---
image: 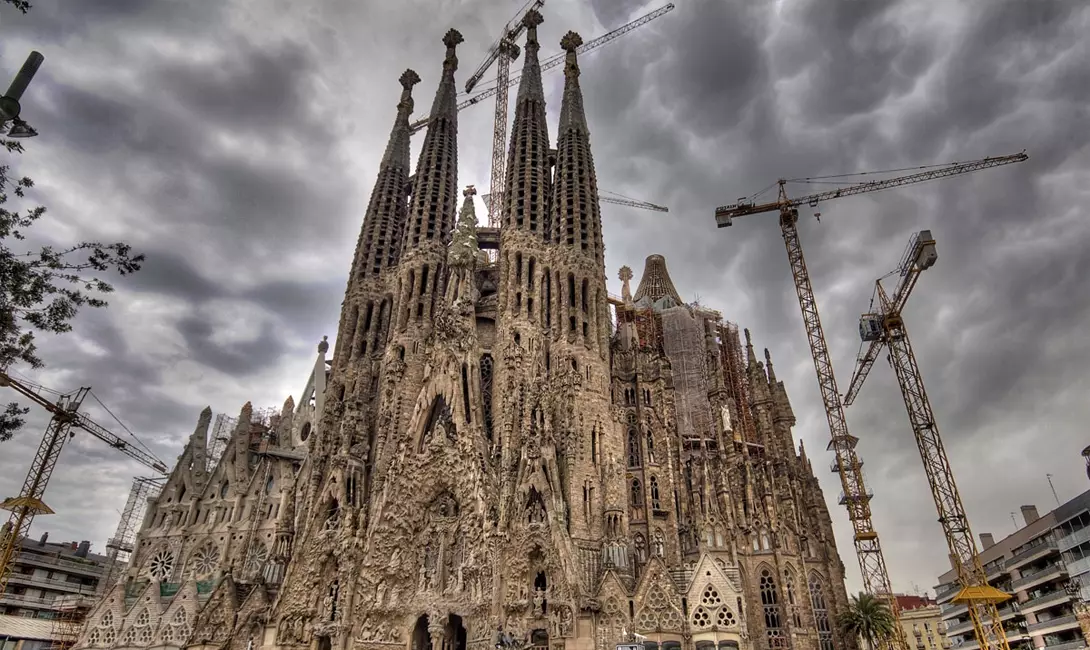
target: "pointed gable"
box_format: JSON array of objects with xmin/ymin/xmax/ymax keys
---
[
  {"xmin": 632, "ymin": 557, "xmax": 686, "ymax": 633},
  {"xmin": 190, "ymin": 576, "xmax": 239, "ymax": 647}
]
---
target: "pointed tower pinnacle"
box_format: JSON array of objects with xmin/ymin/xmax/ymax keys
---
[
  {"xmin": 429, "ymin": 29, "xmax": 464, "ymax": 121},
  {"xmin": 633, "ymin": 254, "xmax": 683, "ymax": 306},
  {"xmin": 405, "ymin": 29, "xmax": 463, "ymax": 250},
  {"xmin": 449, "ymin": 185, "xmax": 480, "ymax": 268},
  {"xmin": 502, "ymin": 10, "xmax": 550, "ymax": 235},
  {"xmin": 764, "ymin": 348, "xmax": 777, "ymax": 383},
  {"xmin": 381, "ymin": 69, "xmax": 421, "ymax": 167},
  {"xmin": 516, "ymin": 9, "xmax": 545, "ymax": 103},
  {"xmin": 745, "ymin": 328, "xmax": 759, "ymax": 369},
  {"xmin": 558, "ymin": 31, "xmax": 588, "ymax": 134},
  {"xmin": 318, "ymin": 335, "xmax": 329, "ymax": 355},
  {"xmin": 354, "ymin": 70, "xmax": 421, "ymax": 280}
]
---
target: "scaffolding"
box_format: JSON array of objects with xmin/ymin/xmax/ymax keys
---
[
  {"xmin": 660, "ymin": 306, "xmax": 715, "ymax": 451},
  {"xmin": 206, "ymin": 413, "xmax": 237, "ymax": 472},
  {"xmin": 48, "ymin": 593, "xmax": 97, "ymax": 650},
  {"xmin": 102, "ymin": 476, "xmax": 164, "ymax": 590},
  {"xmin": 718, "ymin": 322, "xmax": 761, "ymax": 455}
]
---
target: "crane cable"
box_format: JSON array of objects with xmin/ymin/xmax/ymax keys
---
[{"xmin": 89, "ymin": 390, "xmax": 164, "ymax": 466}]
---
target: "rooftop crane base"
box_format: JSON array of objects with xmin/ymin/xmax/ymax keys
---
[{"xmin": 0, "ymin": 496, "xmax": 54, "ymax": 515}]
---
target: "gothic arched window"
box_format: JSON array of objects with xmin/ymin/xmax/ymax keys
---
[
  {"xmin": 646, "ymin": 430, "xmax": 656, "ymax": 464},
  {"xmin": 630, "ymin": 479, "xmax": 644, "ymax": 508},
  {"xmin": 760, "ymin": 568, "xmax": 785, "ymax": 648},
  {"xmin": 650, "ymin": 476, "xmax": 661, "ymax": 510},
  {"xmin": 809, "ymin": 573, "xmax": 835, "ymax": 650},
  {"xmin": 627, "ymin": 429, "xmax": 640, "ymax": 467}
]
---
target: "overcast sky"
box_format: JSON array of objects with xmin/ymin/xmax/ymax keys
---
[{"xmin": 1, "ymin": 0, "xmax": 1087, "ymax": 596}]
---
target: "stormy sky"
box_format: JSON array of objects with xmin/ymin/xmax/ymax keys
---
[{"xmin": 1, "ymin": 0, "xmax": 1087, "ymax": 596}]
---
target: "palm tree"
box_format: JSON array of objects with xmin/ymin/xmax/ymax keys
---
[{"xmin": 838, "ymin": 592, "xmax": 897, "ymax": 650}]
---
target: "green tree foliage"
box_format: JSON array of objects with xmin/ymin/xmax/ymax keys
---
[
  {"xmin": 0, "ymin": 137, "xmax": 144, "ymax": 441},
  {"xmin": 838, "ymin": 591, "xmax": 898, "ymax": 650}
]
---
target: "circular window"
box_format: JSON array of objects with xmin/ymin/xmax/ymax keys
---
[{"xmin": 300, "ymin": 422, "xmax": 312, "ymax": 442}]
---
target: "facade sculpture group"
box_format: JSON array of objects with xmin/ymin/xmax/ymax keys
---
[{"xmin": 73, "ymin": 11, "xmax": 856, "ymax": 650}]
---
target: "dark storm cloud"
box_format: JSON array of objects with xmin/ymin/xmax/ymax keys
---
[{"xmin": 0, "ymin": 0, "xmax": 1086, "ymax": 595}]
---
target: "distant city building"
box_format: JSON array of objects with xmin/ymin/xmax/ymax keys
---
[
  {"xmin": 895, "ymin": 594, "xmax": 948, "ymax": 650},
  {"xmin": 934, "ymin": 490, "xmax": 1090, "ymax": 650},
  {"xmin": 0, "ymin": 534, "xmax": 111, "ymax": 619}
]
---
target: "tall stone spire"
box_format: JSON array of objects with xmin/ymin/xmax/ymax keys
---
[
  {"xmin": 449, "ymin": 186, "xmax": 480, "ymax": 269},
  {"xmin": 503, "ymin": 9, "xmax": 550, "ymax": 236},
  {"xmin": 633, "ymin": 254, "xmax": 684, "ymax": 306},
  {"xmin": 404, "ymin": 29, "xmax": 463, "ymax": 250},
  {"xmin": 353, "ymin": 69, "xmax": 420, "ymax": 280},
  {"xmin": 551, "ymin": 31, "xmax": 603, "ymax": 265}
]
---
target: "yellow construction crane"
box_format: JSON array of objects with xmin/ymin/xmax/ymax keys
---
[
  {"xmin": 712, "ymin": 150, "xmax": 1028, "ymax": 650},
  {"xmin": 844, "ymin": 230, "xmax": 1012, "ymax": 650},
  {"xmin": 409, "ymin": 3, "xmax": 676, "ymax": 226},
  {"xmin": 0, "ymin": 371, "xmax": 168, "ymax": 596}
]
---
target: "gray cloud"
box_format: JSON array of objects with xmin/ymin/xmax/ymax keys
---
[{"xmin": 0, "ymin": 0, "xmax": 1087, "ymax": 597}]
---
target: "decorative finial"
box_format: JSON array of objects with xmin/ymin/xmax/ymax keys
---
[
  {"xmin": 318, "ymin": 335, "xmax": 329, "ymax": 354},
  {"xmin": 399, "ymin": 69, "xmax": 421, "ymax": 90},
  {"xmin": 560, "ymin": 31, "xmax": 583, "ymax": 53},
  {"xmin": 464, "ymin": 185, "xmax": 477, "ymax": 198},
  {"xmin": 619, "ymin": 266, "xmax": 633, "ymax": 302},
  {"xmin": 443, "ymin": 28, "xmax": 464, "ymax": 50},
  {"xmin": 764, "ymin": 348, "xmax": 776, "ymax": 382},
  {"xmin": 744, "ymin": 328, "xmax": 752, "ymax": 345},
  {"xmin": 523, "ymin": 9, "xmax": 544, "ymax": 41}
]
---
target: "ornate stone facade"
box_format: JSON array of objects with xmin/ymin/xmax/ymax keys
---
[{"xmin": 72, "ymin": 12, "xmax": 855, "ymax": 650}]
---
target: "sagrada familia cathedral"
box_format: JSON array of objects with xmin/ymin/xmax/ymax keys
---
[{"xmin": 73, "ymin": 12, "xmax": 854, "ymax": 650}]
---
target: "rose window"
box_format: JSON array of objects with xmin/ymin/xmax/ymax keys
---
[
  {"xmin": 245, "ymin": 543, "xmax": 268, "ymax": 573},
  {"xmin": 188, "ymin": 544, "xmax": 220, "ymax": 577},
  {"xmin": 148, "ymin": 550, "xmax": 175, "ymax": 581}
]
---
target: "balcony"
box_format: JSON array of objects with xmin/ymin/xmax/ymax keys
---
[
  {"xmin": 1058, "ymin": 528, "xmax": 1090, "ymax": 553},
  {"xmin": 1007, "ymin": 539, "xmax": 1060, "ymax": 570},
  {"xmin": 937, "ymin": 582, "xmax": 961, "ymax": 604},
  {"xmin": 1013, "ymin": 564, "xmax": 1069, "ymax": 592},
  {"xmin": 945, "ymin": 619, "xmax": 975, "ymax": 637},
  {"xmin": 1067, "ymin": 556, "xmax": 1090, "ymax": 578},
  {"xmin": 1021, "ymin": 589, "xmax": 1073, "ymax": 614},
  {"xmin": 7, "ymin": 573, "xmax": 97, "ymax": 595},
  {"xmin": 942, "ymin": 603, "xmax": 969, "ymax": 620},
  {"xmin": 1042, "ymin": 640, "xmax": 1088, "ymax": 650},
  {"xmin": 0, "ymin": 592, "xmax": 56, "ymax": 608},
  {"xmin": 16, "ymin": 553, "xmax": 105, "ymax": 576},
  {"xmin": 1028, "ymin": 614, "xmax": 1080, "ymax": 635},
  {"xmin": 986, "ymin": 563, "xmax": 1010, "ymax": 580}
]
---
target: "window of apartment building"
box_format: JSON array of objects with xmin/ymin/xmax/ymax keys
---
[{"xmin": 1059, "ymin": 511, "xmax": 1090, "ymax": 537}]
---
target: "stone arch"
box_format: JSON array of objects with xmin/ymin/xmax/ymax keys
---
[
  {"xmin": 783, "ymin": 565, "xmax": 802, "ymax": 627},
  {"xmin": 416, "ymin": 393, "xmax": 454, "ymax": 452}
]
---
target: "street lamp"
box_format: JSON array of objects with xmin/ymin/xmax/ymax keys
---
[{"xmin": 0, "ymin": 51, "xmax": 44, "ymax": 139}]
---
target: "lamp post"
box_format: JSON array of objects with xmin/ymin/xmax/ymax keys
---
[{"xmin": 0, "ymin": 51, "xmax": 44, "ymax": 139}]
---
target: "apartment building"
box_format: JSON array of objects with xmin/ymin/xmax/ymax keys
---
[
  {"xmin": 0, "ymin": 534, "xmax": 110, "ymax": 620},
  {"xmin": 897, "ymin": 594, "xmax": 950, "ymax": 650},
  {"xmin": 934, "ymin": 491, "xmax": 1090, "ymax": 650}
]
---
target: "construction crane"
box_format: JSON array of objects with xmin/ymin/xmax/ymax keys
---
[
  {"xmin": 482, "ymin": 189, "xmax": 668, "ymax": 213},
  {"xmin": 461, "ymin": 0, "xmax": 544, "ymax": 226},
  {"xmin": 712, "ymin": 150, "xmax": 1028, "ymax": 650},
  {"xmin": 0, "ymin": 371, "xmax": 168, "ymax": 596},
  {"xmin": 844, "ymin": 230, "xmax": 1012, "ymax": 650},
  {"xmin": 409, "ymin": 2, "xmax": 676, "ymax": 226}
]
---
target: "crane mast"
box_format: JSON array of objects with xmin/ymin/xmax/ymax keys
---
[
  {"xmin": 845, "ymin": 232, "xmax": 1012, "ymax": 650},
  {"xmin": 0, "ymin": 371, "xmax": 167, "ymax": 595},
  {"xmin": 713, "ymin": 151, "xmax": 1028, "ymax": 650}
]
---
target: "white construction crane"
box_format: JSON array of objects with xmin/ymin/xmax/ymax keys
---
[{"xmin": 410, "ymin": 3, "xmax": 676, "ymax": 227}]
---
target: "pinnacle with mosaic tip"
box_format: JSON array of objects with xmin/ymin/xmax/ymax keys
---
[
  {"xmin": 522, "ymin": 9, "xmax": 544, "ymax": 32},
  {"xmin": 560, "ymin": 31, "xmax": 583, "ymax": 52},
  {"xmin": 443, "ymin": 29, "xmax": 464, "ymax": 51}
]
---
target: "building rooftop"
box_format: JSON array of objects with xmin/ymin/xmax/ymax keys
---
[{"xmin": 0, "ymin": 613, "xmax": 57, "ymax": 640}]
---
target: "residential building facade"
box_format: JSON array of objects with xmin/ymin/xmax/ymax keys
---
[
  {"xmin": 935, "ymin": 492, "xmax": 1090, "ymax": 650},
  {"xmin": 896, "ymin": 595, "xmax": 948, "ymax": 650},
  {"xmin": 0, "ymin": 535, "xmax": 110, "ymax": 620}
]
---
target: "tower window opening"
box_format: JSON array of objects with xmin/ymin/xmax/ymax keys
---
[{"xmin": 461, "ymin": 363, "xmax": 472, "ymax": 424}]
